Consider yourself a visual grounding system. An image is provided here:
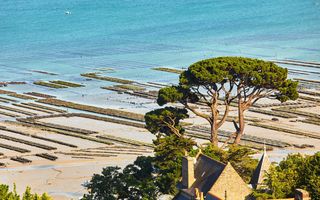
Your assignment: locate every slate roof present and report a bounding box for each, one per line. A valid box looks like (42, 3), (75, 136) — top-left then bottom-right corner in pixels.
(174, 153), (252, 200)
(180, 154), (226, 197)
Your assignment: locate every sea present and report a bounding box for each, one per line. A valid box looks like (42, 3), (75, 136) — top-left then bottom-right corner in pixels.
(0, 0), (320, 99)
(0, 1), (319, 198)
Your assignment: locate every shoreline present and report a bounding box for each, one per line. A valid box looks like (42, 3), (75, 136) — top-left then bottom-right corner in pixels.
(0, 61), (319, 199)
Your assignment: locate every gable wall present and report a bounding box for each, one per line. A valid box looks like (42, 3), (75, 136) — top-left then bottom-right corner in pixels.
(207, 164), (252, 200)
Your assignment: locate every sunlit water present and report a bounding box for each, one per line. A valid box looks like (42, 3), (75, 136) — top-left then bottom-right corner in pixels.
(0, 0), (319, 85)
(0, 2), (319, 198)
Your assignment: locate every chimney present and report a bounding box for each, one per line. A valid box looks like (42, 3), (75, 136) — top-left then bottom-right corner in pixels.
(295, 189), (310, 200)
(182, 155), (195, 188)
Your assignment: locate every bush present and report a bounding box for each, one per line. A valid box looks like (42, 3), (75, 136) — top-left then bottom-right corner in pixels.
(266, 152), (320, 199)
(82, 157), (158, 200)
(0, 184), (52, 200)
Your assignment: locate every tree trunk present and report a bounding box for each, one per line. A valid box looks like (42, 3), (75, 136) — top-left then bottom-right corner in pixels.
(234, 105), (245, 145)
(209, 96), (219, 146)
(210, 122), (219, 146)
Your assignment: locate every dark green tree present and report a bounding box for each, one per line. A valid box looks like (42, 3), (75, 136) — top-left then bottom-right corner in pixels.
(83, 157), (158, 200)
(144, 107), (188, 137)
(119, 156), (158, 200)
(82, 166), (123, 200)
(145, 106), (196, 195)
(266, 152), (320, 199)
(153, 134), (195, 194)
(219, 57), (299, 144)
(267, 154), (304, 198)
(301, 152), (320, 200)
(157, 60), (236, 146)
(157, 57), (298, 146)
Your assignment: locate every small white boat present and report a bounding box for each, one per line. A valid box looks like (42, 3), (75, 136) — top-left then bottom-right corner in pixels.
(65, 10), (72, 15)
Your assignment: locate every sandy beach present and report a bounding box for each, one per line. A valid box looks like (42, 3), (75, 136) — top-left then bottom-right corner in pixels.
(0, 71), (319, 199)
(0, 85), (320, 200)
(0, 101), (155, 199)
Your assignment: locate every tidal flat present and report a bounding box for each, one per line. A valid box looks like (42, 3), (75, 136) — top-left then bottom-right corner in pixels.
(0, 64), (319, 199)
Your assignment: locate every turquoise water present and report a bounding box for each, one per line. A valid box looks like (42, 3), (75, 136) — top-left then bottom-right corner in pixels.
(0, 0), (320, 83)
(0, 2), (319, 198)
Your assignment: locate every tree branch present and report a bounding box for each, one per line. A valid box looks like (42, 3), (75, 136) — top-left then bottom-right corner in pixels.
(217, 103), (230, 128)
(183, 102), (211, 123)
(162, 121), (182, 137)
(220, 131), (237, 149)
(193, 86), (210, 105)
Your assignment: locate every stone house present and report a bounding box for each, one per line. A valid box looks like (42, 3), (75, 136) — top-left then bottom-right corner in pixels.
(174, 148), (311, 200)
(174, 153), (252, 200)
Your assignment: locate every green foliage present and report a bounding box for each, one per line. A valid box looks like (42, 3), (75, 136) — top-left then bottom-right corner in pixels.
(0, 184), (51, 200)
(144, 105), (196, 195)
(251, 190), (274, 200)
(157, 56), (298, 145)
(226, 57), (287, 86)
(120, 157), (158, 199)
(196, 144), (258, 183)
(157, 86), (183, 106)
(144, 103), (196, 195)
(82, 166), (122, 200)
(266, 152), (320, 199)
(179, 58), (231, 86)
(301, 152), (320, 200)
(157, 86), (199, 106)
(82, 157), (158, 200)
(267, 154), (303, 198)
(83, 103), (196, 198)
(145, 106), (188, 136)
(226, 145), (259, 183)
(153, 135), (196, 194)
(277, 79), (299, 102)
(22, 187), (33, 200)
(0, 184), (19, 200)
(199, 143), (227, 162)
(39, 193), (51, 200)
(219, 56), (299, 102)
(83, 135), (196, 199)
(178, 56), (298, 103)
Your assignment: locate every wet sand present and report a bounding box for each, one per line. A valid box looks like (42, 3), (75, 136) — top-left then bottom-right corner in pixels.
(0, 80), (319, 199)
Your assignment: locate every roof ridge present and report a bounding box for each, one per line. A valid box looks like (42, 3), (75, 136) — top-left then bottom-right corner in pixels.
(197, 153), (226, 166)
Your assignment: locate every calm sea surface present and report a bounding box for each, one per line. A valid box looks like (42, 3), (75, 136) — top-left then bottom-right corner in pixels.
(0, 1), (319, 196)
(0, 0), (319, 84)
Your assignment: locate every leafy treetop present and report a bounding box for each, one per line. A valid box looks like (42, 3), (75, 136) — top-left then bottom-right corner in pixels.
(265, 152), (320, 200)
(144, 107), (188, 137)
(157, 57), (298, 145)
